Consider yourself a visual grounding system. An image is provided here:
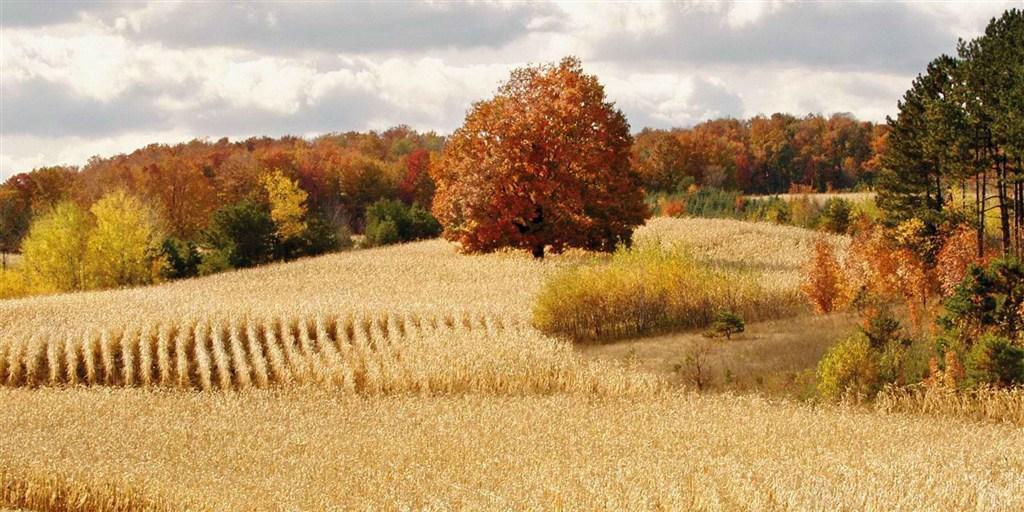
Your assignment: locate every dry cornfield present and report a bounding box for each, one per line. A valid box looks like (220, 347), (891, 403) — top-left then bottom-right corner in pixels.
(0, 312), (660, 395)
(1, 388), (1022, 511)
(0, 218), (835, 394)
(8, 218), (1013, 511)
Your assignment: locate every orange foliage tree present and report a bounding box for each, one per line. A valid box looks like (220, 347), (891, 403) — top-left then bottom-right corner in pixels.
(844, 223), (937, 329)
(802, 238), (846, 314)
(432, 57), (647, 258)
(935, 225), (989, 297)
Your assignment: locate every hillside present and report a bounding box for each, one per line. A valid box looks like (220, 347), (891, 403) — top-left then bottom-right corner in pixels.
(2, 218), (1021, 510)
(0, 218), (843, 392)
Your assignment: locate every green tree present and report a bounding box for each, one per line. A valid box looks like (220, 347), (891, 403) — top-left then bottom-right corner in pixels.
(819, 197), (853, 234)
(705, 310), (745, 339)
(965, 334), (1024, 387)
(364, 198), (441, 246)
(85, 191), (167, 289)
(20, 202), (90, 292)
(202, 200), (276, 269)
(160, 237), (201, 279)
(876, 56), (957, 234)
(939, 257), (1024, 344)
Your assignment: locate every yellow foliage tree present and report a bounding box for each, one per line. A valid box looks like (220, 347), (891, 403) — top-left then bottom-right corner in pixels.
(20, 202), (91, 293)
(85, 190), (166, 289)
(261, 170), (308, 240)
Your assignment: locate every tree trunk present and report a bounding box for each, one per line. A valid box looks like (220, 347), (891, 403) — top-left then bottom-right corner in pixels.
(531, 244), (545, 259)
(998, 157), (1011, 257)
(1011, 172), (1019, 258)
(977, 170), (986, 258)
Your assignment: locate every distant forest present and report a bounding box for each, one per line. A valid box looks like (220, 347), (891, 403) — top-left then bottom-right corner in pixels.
(0, 113), (884, 254)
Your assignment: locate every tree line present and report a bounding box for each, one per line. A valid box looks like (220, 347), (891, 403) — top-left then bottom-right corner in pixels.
(0, 128), (443, 268)
(632, 113), (887, 195)
(1, 113), (886, 264)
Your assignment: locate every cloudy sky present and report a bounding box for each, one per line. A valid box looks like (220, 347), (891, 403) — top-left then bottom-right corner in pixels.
(0, 0), (1017, 181)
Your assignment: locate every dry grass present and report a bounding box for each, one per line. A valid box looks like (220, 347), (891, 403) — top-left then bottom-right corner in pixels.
(1, 388), (1023, 511)
(534, 242), (806, 342)
(746, 192), (877, 206)
(580, 312), (860, 397)
(876, 385), (1024, 427)
(635, 217), (849, 295)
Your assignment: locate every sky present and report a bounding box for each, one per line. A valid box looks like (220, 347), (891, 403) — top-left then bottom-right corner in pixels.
(0, 0), (1018, 181)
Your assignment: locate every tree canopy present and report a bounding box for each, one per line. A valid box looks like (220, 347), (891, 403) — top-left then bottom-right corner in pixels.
(433, 56), (647, 258)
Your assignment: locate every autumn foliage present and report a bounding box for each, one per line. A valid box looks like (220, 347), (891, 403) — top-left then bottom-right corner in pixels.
(935, 226), (989, 297)
(432, 57), (647, 258)
(801, 238), (846, 314)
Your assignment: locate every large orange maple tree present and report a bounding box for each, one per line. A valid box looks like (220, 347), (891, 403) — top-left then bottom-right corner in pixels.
(432, 57), (647, 258)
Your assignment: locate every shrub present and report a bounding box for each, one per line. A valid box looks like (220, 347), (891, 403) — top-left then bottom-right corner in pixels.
(161, 238), (200, 279)
(817, 332), (879, 401)
(366, 219), (400, 247)
(965, 334), (1024, 387)
(801, 238), (845, 314)
(364, 198), (441, 246)
(197, 249), (233, 276)
(787, 195), (822, 229)
(533, 242), (799, 342)
(661, 199), (685, 217)
(202, 200), (276, 268)
(684, 188), (742, 218)
(705, 310), (745, 339)
(935, 226), (986, 298)
(744, 197), (789, 224)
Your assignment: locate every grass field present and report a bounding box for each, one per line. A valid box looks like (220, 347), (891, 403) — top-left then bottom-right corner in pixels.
(2, 218), (1022, 510)
(580, 312), (860, 397)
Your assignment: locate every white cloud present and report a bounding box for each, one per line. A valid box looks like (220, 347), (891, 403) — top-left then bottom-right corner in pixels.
(0, 1), (1018, 179)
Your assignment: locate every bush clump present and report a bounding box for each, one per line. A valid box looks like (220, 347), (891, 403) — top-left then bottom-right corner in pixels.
(533, 242), (800, 342)
(965, 334), (1024, 388)
(705, 310), (745, 339)
(364, 199), (441, 247)
(817, 332), (879, 401)
(818, 197), (853, 234)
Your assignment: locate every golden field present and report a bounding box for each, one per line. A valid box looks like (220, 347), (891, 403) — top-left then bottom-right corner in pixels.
(0, 218), (835, 392)
(2, 388), (1023, 511)
(2, 217), (1022, 510)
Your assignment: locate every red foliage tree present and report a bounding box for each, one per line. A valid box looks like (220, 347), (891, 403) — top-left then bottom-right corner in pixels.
(432, 57), (647, 258)
(397, 148), (435, 208)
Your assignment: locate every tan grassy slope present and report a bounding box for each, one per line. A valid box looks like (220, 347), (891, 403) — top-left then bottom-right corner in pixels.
(0, 218), (840, 392)
(1, 388), (1022, 511)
